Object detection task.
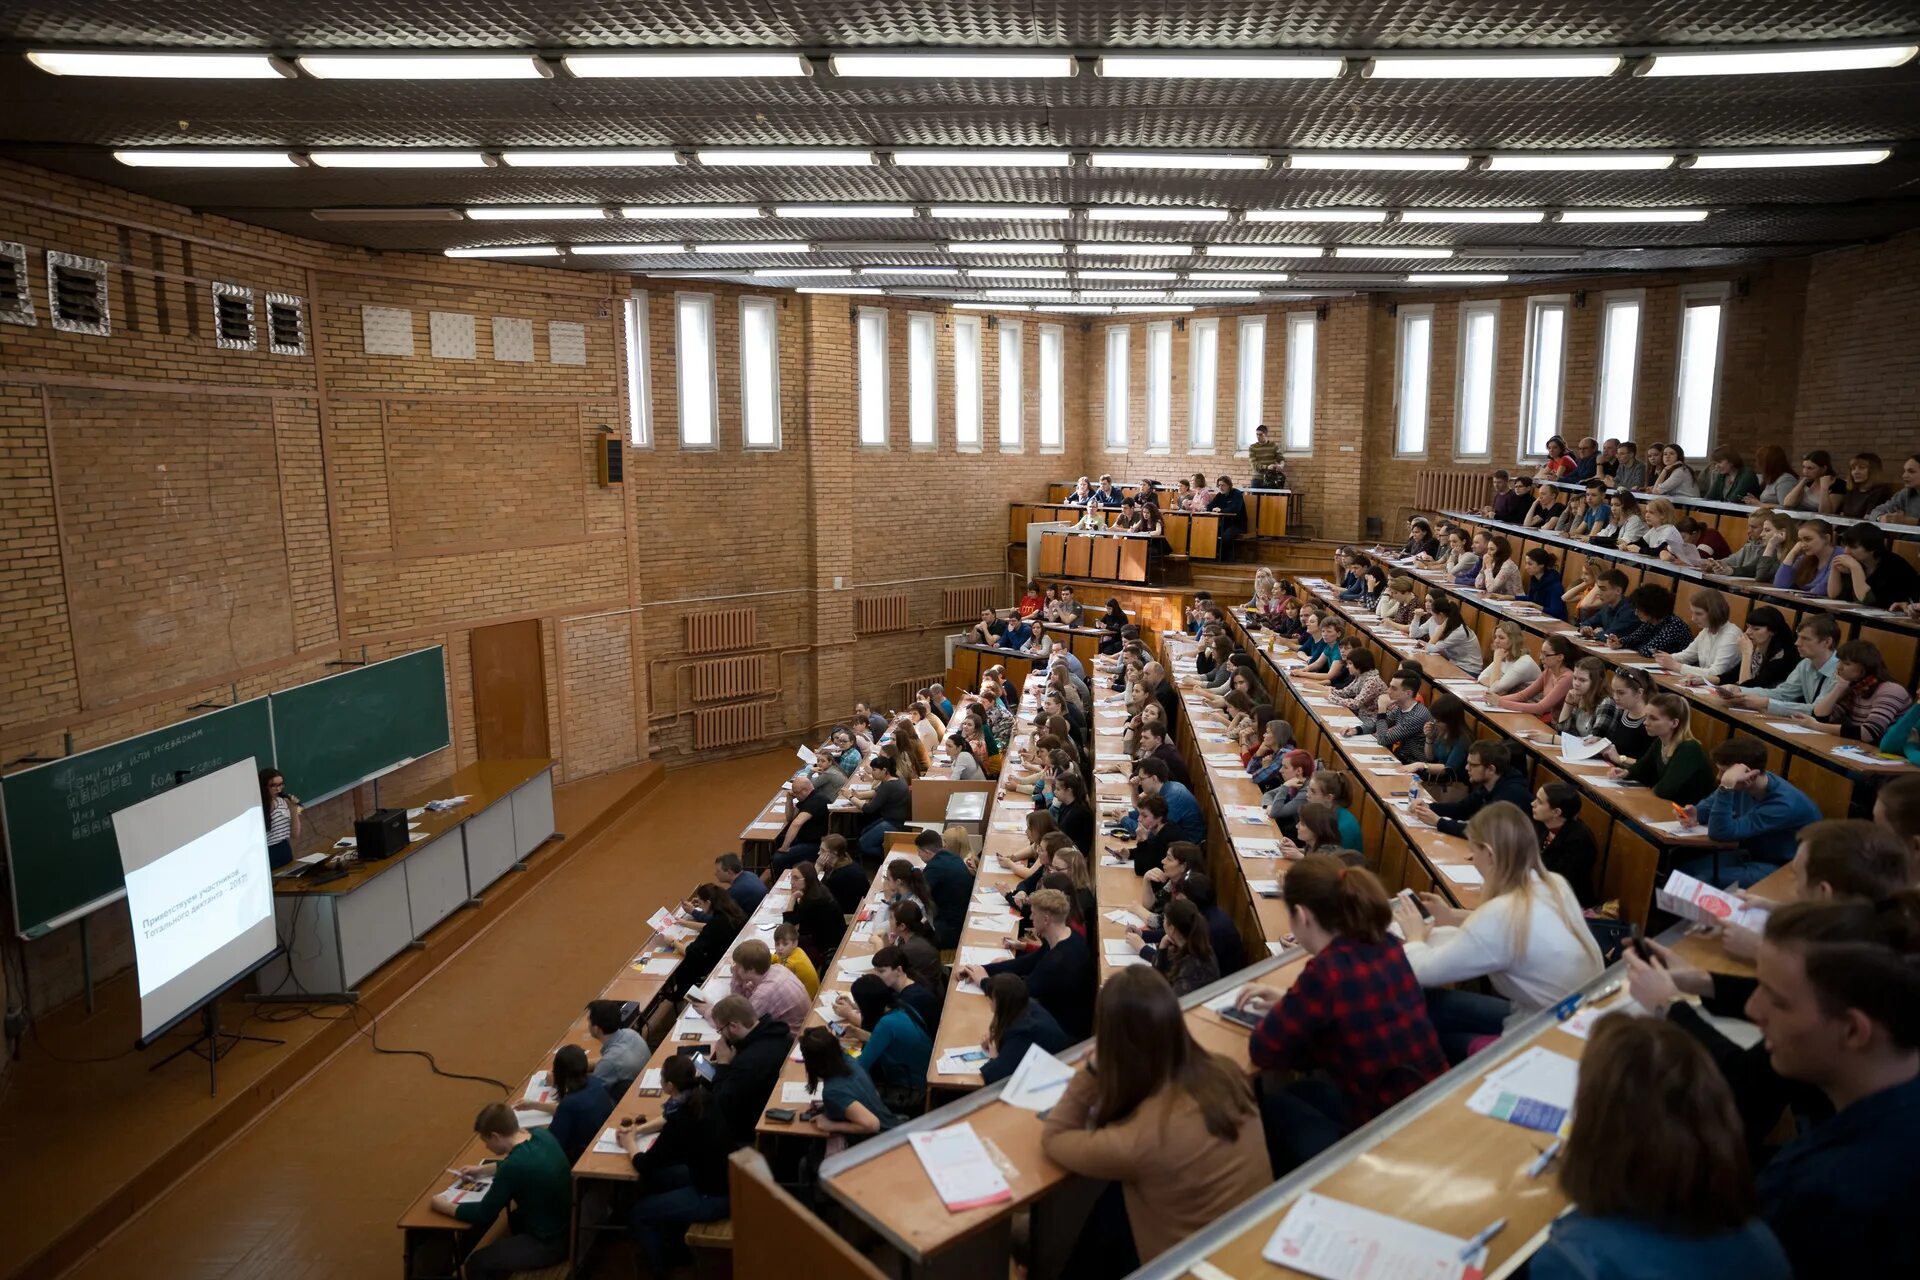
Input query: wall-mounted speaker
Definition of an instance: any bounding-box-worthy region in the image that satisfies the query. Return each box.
[598,435,624,486]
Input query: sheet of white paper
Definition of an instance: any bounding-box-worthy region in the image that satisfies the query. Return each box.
[1656,869,1772,929]
[1440,863,1484,887]
[909,1124,1012,1210]
[1466,1045,1580,1123]
[513,1107,553,1129]
[959,944,1012,966]
[521,1070,555,1105]
[1103,908,1144,927]
[1767,721,1822,735]
[780,1080,823,1104]
[1560,995,1645,1040]
[837,952,876,976]
[1261,1191,1475,1280]
[1222,804,1267,822]
[640,954,680,976]
[1101,938,1140,957]
[1558,732,1611,762]
[935,1048,990,1076]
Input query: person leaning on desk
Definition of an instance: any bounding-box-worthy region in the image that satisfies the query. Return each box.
[431,1103,572,1280]
[617,1053,732,1277]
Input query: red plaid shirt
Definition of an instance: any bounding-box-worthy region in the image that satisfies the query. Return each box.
[1249,933,1448,1125]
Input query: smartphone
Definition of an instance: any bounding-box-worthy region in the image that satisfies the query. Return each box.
[1628,924,1652,962]
[954,1048,989,1064]
[1217,1004,1262,1030]
[1399,888,1432,920]
[764,1107,797,1123]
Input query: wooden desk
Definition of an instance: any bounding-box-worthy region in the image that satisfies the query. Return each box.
[1036,484,1290,542]
[1020,507,1221,562]
[262,757,555,997]
[1038,530,1152,583]
[1536,477,1920,556]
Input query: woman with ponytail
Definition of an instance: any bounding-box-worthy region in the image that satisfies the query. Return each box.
[1235,855,1448,1172]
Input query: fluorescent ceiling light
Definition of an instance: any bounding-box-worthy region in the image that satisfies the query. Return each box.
[1113,305,1195,314]
[1173,291,1261,300]
[696,149,874,166]
[1036,305,1115,314]
[297,54,542,80]
[1076,243,1195,256]
[1457,245,1582,258]
[1078,270,1179,280]
[985,290,1074,300]
[1090,151,1269,171]
[955,302,1029,311]
[1689,147,1892,169]
[1205,244,1323,259]
[949,241,1066,254]
[798,287,885,295]
[861,266,960,276]
[1191,271,1290,282]
[752,267,850,277]
[621,204,763,220]
[694,241,812,253]
[567,243,687,255]
[830,52,1075,78]
[929,204,1070,219]
[563,52,811,78]
[309,150,488,168]
[1087,206,1231,223]
[1290,152,1472,171]
[893,149,1074,168]
[1641,44,1918,77]
[466,206,607,221]
[773,204,918,218]
[1097,53,1344,79]
[113,149,295,168]
[1335,246,1454,259]
[499,149,679,167]
[965,268,1069,279]
[1401,209,1546,224]
[1486,152,1674,171]
[1244,208,1388,223]
[26,50,285,78]
[444,245,560,258]
[311,207,464,222]
[1558,209,1709,223]
[1407,273,1510,283]
[1369,53,1621,79]
[1078,291,1168,299]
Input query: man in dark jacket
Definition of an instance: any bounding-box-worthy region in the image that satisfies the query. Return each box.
[916,829,974,950]
[1128,795,1181,878]
[1410,741,1531,837]
[706,997,790,1149]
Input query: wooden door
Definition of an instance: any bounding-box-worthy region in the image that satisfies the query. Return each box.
[470,620,550,760]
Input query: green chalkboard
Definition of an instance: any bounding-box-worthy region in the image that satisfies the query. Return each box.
[268,647,450,804]
[1,700,275,937]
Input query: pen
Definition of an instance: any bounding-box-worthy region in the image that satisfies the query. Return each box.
[1458,1217,1507,1262]
[1527,1138,1564,1179]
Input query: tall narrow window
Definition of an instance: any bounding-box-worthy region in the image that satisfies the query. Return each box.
[674,292,717,447]
[908,311,937,447]
[623,290,650,446]
[857,307,887,446]
[1146,322,1172,451]
[1672,288,1728,456]
[1594,291,1642,443]
[1038,324,1064,451]
[1104,325,1130,449]
[998,320,1023,450]
[740,296,780,448]
[953,314,982,450]
[1235,316,1265,451]
[1188,317,1219,451]
[1520,296,1569,458]
[1455,301,1498,459]
[1283,312,1316,452]
[1394,306,1433,456]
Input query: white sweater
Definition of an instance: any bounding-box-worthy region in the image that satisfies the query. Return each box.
[1403,875,1603,1012]
[1478,652,1540,695]
[1672,621,1745,681]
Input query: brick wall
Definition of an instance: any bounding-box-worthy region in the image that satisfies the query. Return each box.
[1793,230,1920,461]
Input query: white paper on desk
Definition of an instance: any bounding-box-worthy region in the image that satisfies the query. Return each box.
[434,1175,494,1207]
[1440,864,1484,887]
[838,952,876,976]
[1106,953,1152,968]
[1001,1044,1076,1113]
[814,996,847,1025]
[1102,938,1141,957]
[1103,908,1145,927]
[1646,818,1703,838]
[1466,1045,1580,1133]
[936,1048,990,1076]
[635,1067,664,1094]
[1833,743,1909,768]
[640,954,681,976]
[990,819,1025,834]
[1561,995,1646,1040]
[521,1070,556,1105]
[795,743,817,766]
[1223,804,1267,822]
[1248,878,1282,896]
[959,944,1012,966]
[1767,721,1821,738]
[910,1124,1013,1211]
[981,855,1008,876]
[594,1128,655,1155]
[1656,870,1771,930]
[1235,838,1286,857]
[781,1080,823,1105]
[513,1107,554,1129]
[1262,1191,1474,1280]
[1203,754,1244,767]
[407,807,428,820]
[1559,732,1611,762]
[969,909,1019,930]
[1588,777,1631,790]
[647,907,676,933]
[333,836,357,850]
[747,821,784,834]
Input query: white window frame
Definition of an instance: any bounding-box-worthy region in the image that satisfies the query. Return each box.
[1393,304,1434,459]
[1517,294,1570,461]
[908,310,938,448]
[1234,315,1265,453]
[673,291,718,449]
[1038,323,1065,453]
[1188,316,1219,453]
[1671,282,1730,460]
[1283,311,1316,455]
[623,290,651,446]
[739,295,781,449]
[857,306,889,447]
[1104,325,1130,450]
[997,319,1023,451]
[1454,300,1499,462]
[953,313,982,452]
[1145,321,1173,452]
[1593,288,1644,445]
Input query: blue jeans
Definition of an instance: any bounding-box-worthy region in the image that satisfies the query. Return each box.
[1676,850,1784,891]
[1425,987,1512,1064]
[627,1165,730,1275]
[857,819,900,864]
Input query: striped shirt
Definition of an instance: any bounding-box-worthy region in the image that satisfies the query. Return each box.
[266,795,293,845]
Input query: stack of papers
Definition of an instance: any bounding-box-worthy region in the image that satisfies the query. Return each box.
[1222,804,1267,823]
[780,1080,823,1105]
[935,1047,990,1076]
[910,1124,1013,1212]
[637,954,680,976]
[1441,863,1485,887]
[1102,938,1142,958]
[1235,837,1286,858]
[634,1067,664,1095]
[521,1071,556,1106]
[1263,1192,1478,1279]
[434,1173,494,1207]
[593,1128,654,1155]
[1465,1045,1579,1133]
[1000,1044,1076,1113]
[1656,870,1771,929]
[512,1107,554,1129]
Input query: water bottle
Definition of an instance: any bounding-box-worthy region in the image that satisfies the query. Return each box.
[1408,776,1421,807]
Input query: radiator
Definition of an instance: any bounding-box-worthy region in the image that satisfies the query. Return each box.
[856,593,912,635]
[694,702,767,750]
[690,654,772,703]
[941,584,998,623]
[686,606,757,655]
[1412,469,1489,515]
[891,669,948,711]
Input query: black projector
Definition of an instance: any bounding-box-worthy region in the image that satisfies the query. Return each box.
[354,808,410,861]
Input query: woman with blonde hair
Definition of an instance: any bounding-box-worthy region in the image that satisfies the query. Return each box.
[1637,497,1703,566]
[1606,691,1713,804]
[1391,800,1603,1058]
[941,824,979,874]
[1657,587,1745,683]
[889,725,929,783]
[1477,619,1540,696]
[1377,574,1419,626]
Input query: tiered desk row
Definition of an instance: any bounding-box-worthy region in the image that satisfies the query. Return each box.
[1040,481,1294,539]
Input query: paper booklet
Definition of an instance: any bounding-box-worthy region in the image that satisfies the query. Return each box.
[1465,1045,1579,1134]
[910,1123,1013,1212]
[1656,870,1771,930]
[999,1043,1076,1113]
[520,1071,556,1106]
[434,1172,494,1207]
[1263,1191,1483,1280]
